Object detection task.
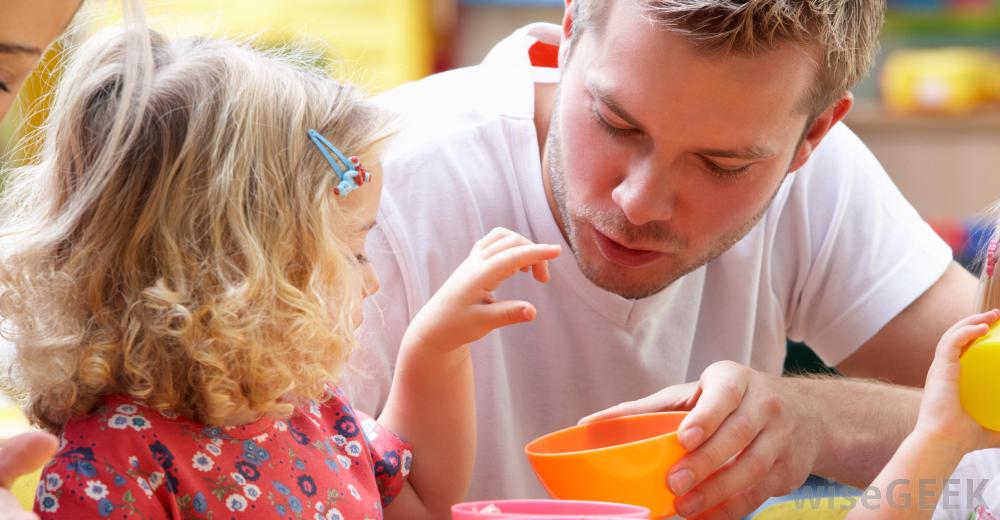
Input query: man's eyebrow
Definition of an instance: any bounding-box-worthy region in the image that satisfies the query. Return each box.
[0,42,42,55]
[693,145,777,161]
[588,82,644,130]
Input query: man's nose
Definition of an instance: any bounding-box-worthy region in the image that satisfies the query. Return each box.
[610,158,676,226]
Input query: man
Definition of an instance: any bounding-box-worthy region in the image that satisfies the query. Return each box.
[348,1,977,518]
[1,0,85,518]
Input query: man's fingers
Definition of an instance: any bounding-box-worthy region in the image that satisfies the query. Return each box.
[669,409,766,500]
[688,466,790,520]
[0,431,58,489]
[578,382,699,424]
[672,426,773,517]
[677,361,749,452]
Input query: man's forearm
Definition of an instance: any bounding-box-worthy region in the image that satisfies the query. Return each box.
[786,376,921,488]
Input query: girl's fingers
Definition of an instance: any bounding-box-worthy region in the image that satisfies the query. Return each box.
[944,310,1000,337]
[0,431,58,489]
[479,232,532,259]
[478,244,560,289]
[476,300,537,328]
[473,227,515,253]
[531,258,551,283]
[938,323,991,364]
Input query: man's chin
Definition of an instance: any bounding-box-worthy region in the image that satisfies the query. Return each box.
[574,253,680,300]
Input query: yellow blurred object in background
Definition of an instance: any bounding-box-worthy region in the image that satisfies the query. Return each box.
[132,0,437,93]
[881,47,1000,114]
[3,0,439,165]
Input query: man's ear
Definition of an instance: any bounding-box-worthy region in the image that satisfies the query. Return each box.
[559,0,575,67]
[788,92,854,172]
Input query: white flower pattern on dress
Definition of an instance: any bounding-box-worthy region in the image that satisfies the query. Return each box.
[136,477,153,497]
[130,415,151,431]
[192,452,213,472]
[44,474,62,491]
[107,414,130,429]
[84,480,108,500]
[243,484,260,501]
[37,492,58,513]
[34,392,410,519]
[226,494,248,512]
[345,440,362,457]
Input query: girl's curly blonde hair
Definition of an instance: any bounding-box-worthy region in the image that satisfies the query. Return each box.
[0,14,391,431]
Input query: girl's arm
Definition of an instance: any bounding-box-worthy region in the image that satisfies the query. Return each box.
[377,228,560,520]
[846,309,1000,520]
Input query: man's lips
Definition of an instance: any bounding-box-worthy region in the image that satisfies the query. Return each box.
[592,229,666,268]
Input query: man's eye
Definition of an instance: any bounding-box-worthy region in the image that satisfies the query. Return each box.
[591,106,638,138]
[702,158,751,177]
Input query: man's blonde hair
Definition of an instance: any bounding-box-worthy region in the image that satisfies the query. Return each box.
[571,0,885,115]
[0,17,390,430]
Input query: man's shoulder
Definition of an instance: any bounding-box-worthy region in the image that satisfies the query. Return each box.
[792,122,882,183]
[776,122,889,216]
[377,65,532,150]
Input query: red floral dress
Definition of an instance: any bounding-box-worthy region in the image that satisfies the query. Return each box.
[34,390,411,519]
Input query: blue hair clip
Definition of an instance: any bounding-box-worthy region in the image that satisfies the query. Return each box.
[307,129,371,197]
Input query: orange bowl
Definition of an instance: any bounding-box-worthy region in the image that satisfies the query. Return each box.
[524,412,688,519]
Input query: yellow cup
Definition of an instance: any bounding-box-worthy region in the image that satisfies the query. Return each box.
[960,323,1000,431]
[524,412,688,519]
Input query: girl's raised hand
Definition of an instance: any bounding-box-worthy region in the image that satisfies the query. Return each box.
[403,227,560,352]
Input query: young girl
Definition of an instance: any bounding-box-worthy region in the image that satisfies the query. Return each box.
[847,218,1000,520]
[0,14,560,520]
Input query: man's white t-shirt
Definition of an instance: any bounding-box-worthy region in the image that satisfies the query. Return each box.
[346,24,953,501]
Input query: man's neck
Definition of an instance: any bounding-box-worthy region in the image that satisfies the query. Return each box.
[533,81,556,156]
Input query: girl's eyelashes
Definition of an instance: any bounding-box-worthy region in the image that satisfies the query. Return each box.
[355,253,369,264]
[0,81,10,93]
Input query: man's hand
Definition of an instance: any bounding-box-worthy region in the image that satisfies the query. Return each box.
[581,361,820,519]
[0,431,59,519]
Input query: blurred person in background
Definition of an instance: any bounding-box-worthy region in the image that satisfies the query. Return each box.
[0,0,82,518]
